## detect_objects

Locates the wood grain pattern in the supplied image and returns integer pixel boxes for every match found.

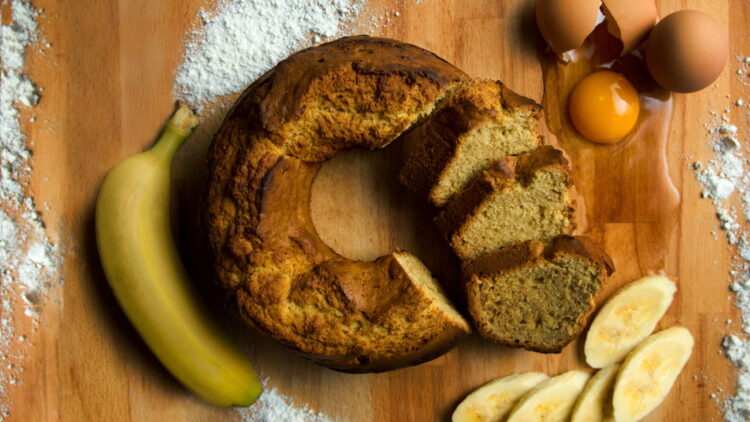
[6,0,746,420]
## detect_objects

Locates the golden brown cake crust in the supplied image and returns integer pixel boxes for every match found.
[398,80,543,205]
[204,36,471,372]
[434,146,576,256]
[464,235,614,278]
[548,235,615,276]
[463,235,614,353]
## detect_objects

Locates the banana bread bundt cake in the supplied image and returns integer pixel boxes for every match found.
[204,36,471,372]
[206,35,614,369]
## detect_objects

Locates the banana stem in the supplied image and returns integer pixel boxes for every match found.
[151,103,200,159]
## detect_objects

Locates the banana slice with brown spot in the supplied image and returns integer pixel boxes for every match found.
[452,372,549,422]
[612,327,694,422]
[506,370,590,422]
[585,275,676,368]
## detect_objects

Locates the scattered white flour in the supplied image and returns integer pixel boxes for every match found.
[0,0,61,420]
[692,55,750,422]
[174,0,424,111]
[174,0,368,109]
[237,382,334,422]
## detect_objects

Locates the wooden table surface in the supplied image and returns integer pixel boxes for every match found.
[8,0,748,421]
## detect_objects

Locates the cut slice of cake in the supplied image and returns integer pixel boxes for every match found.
[463,235,614,353]
[435,146,576,261]
[399,79,542,207]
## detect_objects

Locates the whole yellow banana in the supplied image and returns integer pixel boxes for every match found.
[95,104,262,407]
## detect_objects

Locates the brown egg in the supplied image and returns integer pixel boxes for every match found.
[536,0,601,55]
[602,0,658,55]
[645,10,728,93]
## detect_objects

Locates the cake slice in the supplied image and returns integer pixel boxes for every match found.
[463,235,614,353]
[435,146,575,261]
[399,79,542,207]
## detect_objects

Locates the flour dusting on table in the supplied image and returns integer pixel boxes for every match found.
[174,0,368,110]
[692,55,750,422]
[237,382,334,422]
[173,0,416,112]
[0,0,62,420]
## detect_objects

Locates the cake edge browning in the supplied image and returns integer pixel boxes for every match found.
[463,235,614,284]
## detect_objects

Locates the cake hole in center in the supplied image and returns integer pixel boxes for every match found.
[310,143,457,277]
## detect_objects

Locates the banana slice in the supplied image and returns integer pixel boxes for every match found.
[506,370,590,422]
[570,364,620,422]
[585,275,676,368]
[452,372,549,422]
[612,326,694,422]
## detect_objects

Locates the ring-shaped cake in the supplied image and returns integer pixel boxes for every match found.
[204,36,474,372]
[204,35,610,371]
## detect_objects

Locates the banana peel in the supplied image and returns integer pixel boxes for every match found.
[95,104,262,407]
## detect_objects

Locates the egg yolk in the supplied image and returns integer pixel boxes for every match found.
[568,70,640,144]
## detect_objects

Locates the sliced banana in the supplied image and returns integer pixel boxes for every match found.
[585,275,676,368]
[612,326,694,422]
[506,370,590,422]
[570,364,620,422]
[452,372,549,422]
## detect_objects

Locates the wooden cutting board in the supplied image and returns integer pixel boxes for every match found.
[9,0,747,420]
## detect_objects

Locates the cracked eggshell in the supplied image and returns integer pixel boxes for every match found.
[536,0,601,56]
[645,10,728,93]
[602,0,658,55]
